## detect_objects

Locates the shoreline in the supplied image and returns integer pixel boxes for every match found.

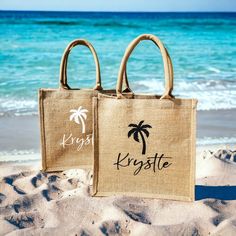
[0,108,235,145]
[0,109,235,162]
[0,144,235,165]
[197,109,236,139]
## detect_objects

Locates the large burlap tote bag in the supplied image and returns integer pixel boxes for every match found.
[93,34,197,201]
[39,39,104,172]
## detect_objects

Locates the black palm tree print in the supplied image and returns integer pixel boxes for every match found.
[128,120,152,155]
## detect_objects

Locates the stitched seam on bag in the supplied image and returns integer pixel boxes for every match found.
[97,97,196,109]
[45,165,92,172]
[189,99,193,201]
[92,97,99,195]
[98,94,195,101]
[41,92,47,170]
[190,99,196,201]
[39,90,47,171]
[93,191,192,201]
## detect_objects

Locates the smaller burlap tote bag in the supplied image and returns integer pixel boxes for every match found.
[93,34,197,201]
[39,39,104,172]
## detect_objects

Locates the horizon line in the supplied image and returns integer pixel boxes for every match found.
[0,10,236,13]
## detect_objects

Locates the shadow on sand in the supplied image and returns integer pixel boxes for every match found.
[195,185,236,200]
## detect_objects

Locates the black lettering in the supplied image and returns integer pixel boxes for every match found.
[113,152,173,175]
[133,159,144,175]
[113,153,131,170]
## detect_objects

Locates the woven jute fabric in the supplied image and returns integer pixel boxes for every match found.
[39,89,100,172]
[93,34,198,201]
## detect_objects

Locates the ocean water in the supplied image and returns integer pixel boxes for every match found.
[0,11,236,159]
[0,11,236,116]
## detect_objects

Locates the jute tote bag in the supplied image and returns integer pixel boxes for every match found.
[93,34,197,201]
[39,39,104,172]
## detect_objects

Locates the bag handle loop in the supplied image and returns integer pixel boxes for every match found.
[59,39,103,90]
[116,34,174,99]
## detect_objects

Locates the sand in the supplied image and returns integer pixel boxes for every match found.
[0,146,236,236]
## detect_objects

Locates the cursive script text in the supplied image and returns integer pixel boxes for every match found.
[60,133,93,151]
[113,153,172,175]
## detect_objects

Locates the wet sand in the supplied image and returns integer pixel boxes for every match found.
[0,109,235,154]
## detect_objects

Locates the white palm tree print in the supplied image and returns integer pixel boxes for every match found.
[69,106,88,133]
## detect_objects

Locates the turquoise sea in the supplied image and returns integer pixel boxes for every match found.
[0,11,236,158]
[0,11,236,115]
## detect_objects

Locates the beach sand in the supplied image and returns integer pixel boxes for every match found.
[0,146,236,236]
